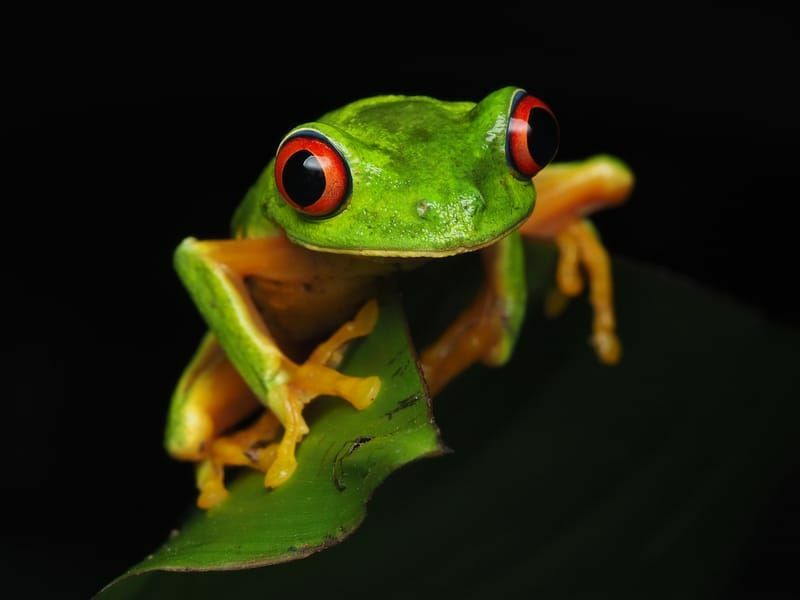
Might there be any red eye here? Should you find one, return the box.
[274,133,351,217]
[506,91,560,178]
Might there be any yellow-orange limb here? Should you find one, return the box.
[166,334,261,462]
[520,156,634,239]
[518,156,633,365]
[556,221,621,364]
[210,411,281,470]
[419,242,511,397]
[199,235,391,282]
[554,228,584,297]
[307,299,380,368]
[196,411,281,509]
[263,301,381,488]
[420,287,500,397]
[262,389,305,488]
[200,234,386,352]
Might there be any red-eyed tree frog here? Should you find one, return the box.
[165,87,634,509]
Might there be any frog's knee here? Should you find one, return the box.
[482,330,519,368]
[173,237,203,283]
[165,402,214,461]
[586,154,635,202]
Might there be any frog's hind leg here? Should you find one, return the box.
[166,332,275,508]
[420,232,526,397]
[519,155,635,365]
[196,411,281,509]
[166,332,261,464]
[553,221,620,363]
[520,155,634,239]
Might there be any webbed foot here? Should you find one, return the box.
[196,411,281,509]
[265,299,381,488]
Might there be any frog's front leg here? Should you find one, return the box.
[420,231,526,396]
[519,155,635,364]
[170,236,381,507]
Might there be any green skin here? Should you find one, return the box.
[167,87,531,452]
[232,86,534,254]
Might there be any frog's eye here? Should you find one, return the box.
[275,133,351,217]
[506,91,560,178]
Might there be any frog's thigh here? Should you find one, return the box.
[520,155,634,238]
[166,332,283,509]
[173,237,295,422]
[419,232,526,397]
[165,332,261,462]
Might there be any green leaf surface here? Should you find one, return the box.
[99,252,800,599]
[100,290,443,594]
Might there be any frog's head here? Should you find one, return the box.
[257,86,559,257]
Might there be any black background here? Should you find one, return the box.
[2,6,799,598]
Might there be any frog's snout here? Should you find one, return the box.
[414,191,487,222]
[458,194,486,217]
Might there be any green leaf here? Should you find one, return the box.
[99,290,444,595]
[99,252,800,599]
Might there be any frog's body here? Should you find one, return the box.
[165,87,634,508]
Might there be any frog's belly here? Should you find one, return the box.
[247,274,379,359]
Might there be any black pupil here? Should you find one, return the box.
[528,107,559,166]
[283,149,325,207]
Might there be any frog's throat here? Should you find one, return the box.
[289,218,528,258]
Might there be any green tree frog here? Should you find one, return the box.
[165,87,634,509]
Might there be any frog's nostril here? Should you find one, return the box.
[416,193,484,221]
[459,193,485,217]
[416,200,434,218]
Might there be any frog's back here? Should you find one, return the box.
[319,95,476,151]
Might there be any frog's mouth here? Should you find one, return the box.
[289,212,530,259]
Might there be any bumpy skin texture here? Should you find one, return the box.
[236,87,535,256]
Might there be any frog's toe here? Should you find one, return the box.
[260,391,304,489]
[307,299,380,368]
[292,299,382,411]
[265,452,297,488]
[294,364,381,411]
[196,460,229,510]
[192,411,282,508]
[262,372,380,490]
[592,329,622,365]
[552,220,622,366]
[343,375,381,410]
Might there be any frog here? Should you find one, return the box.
[164,87,634,509]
